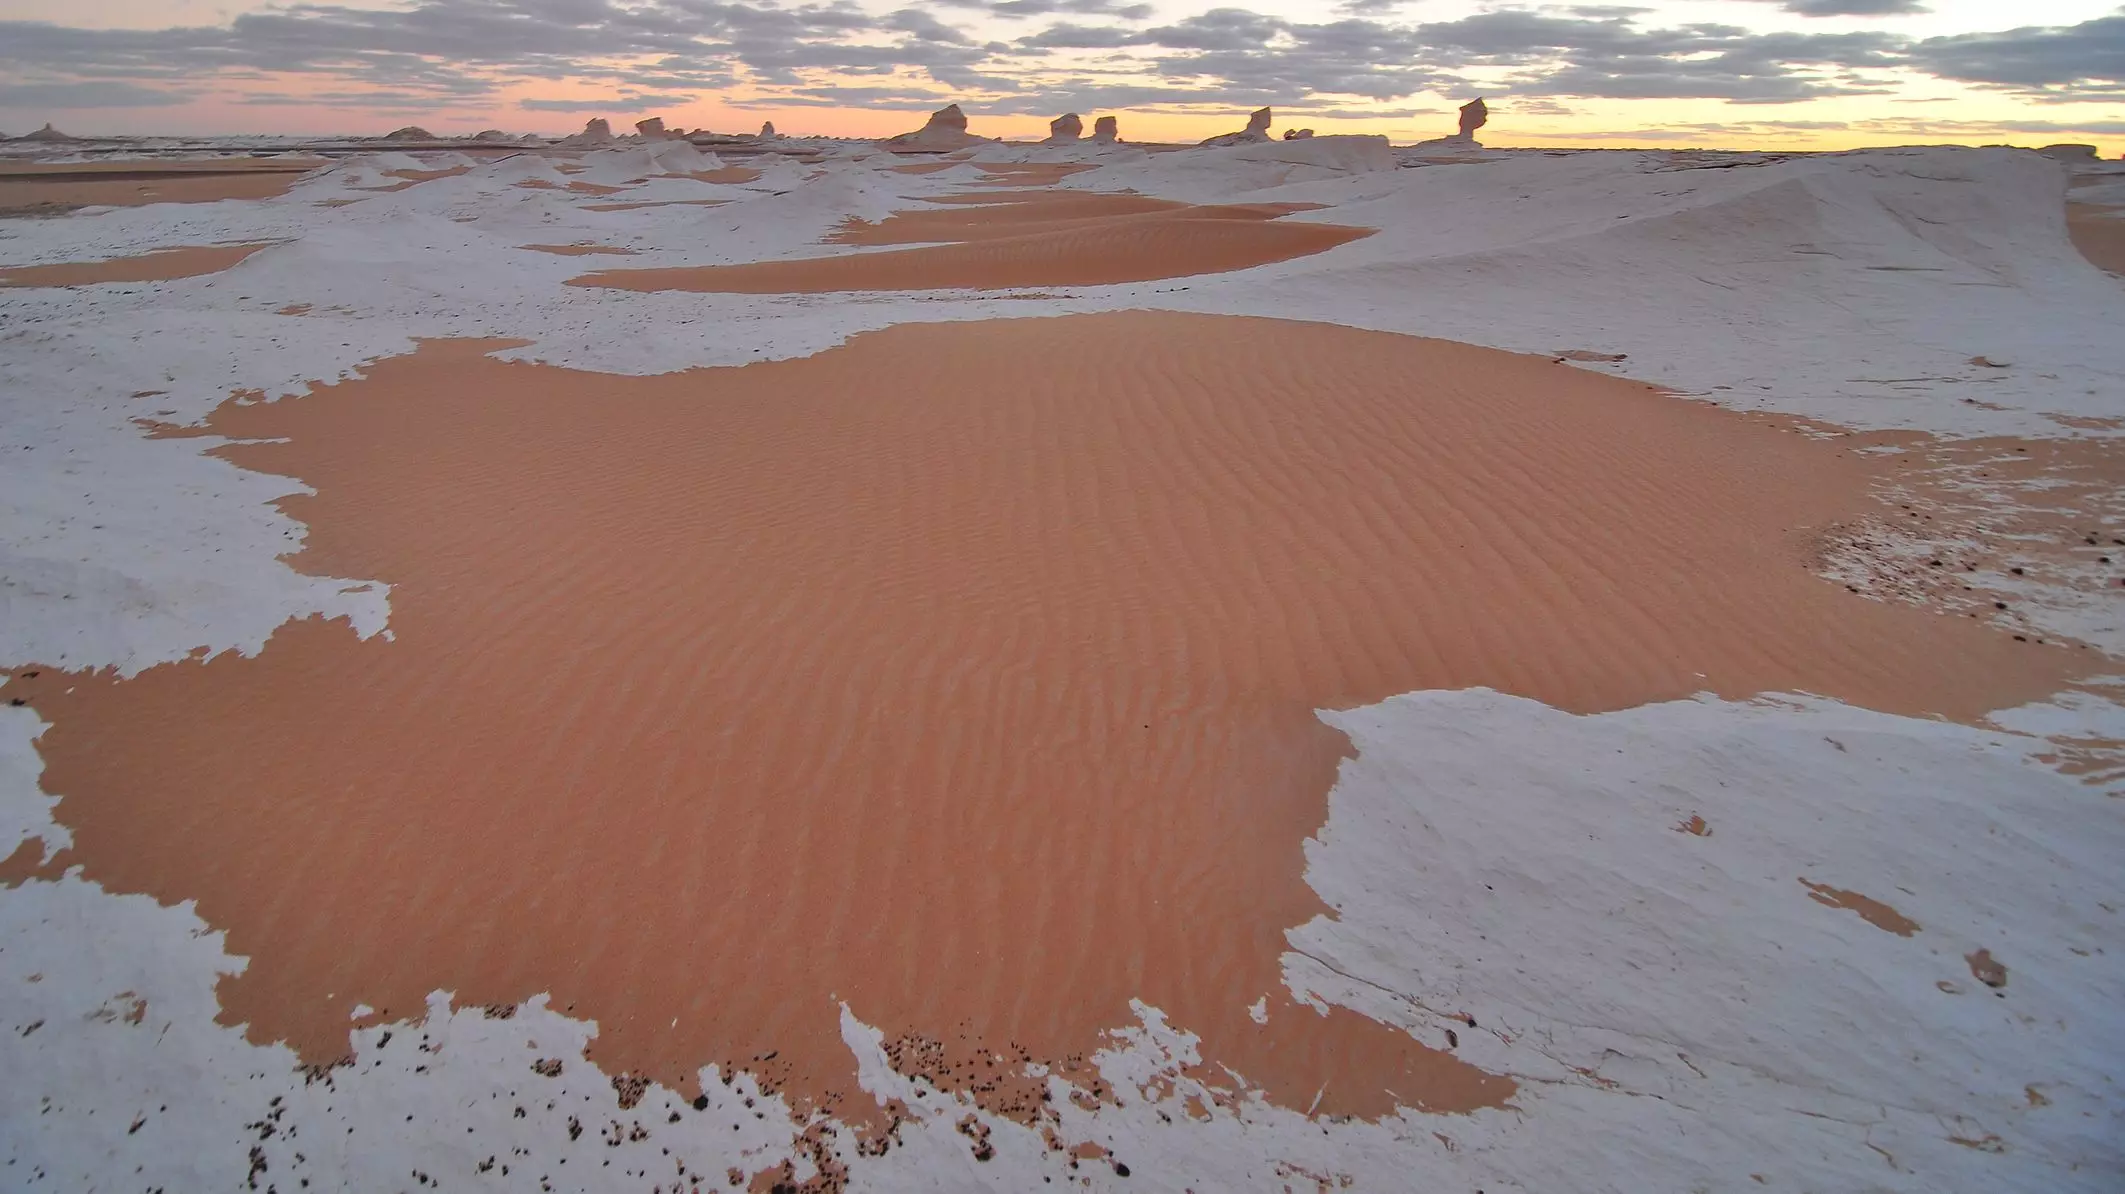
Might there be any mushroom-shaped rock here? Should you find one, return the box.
[635,117,670,139]
[1091,115,1120,144]
[1045,113,1083,144]
[1198,107,1273,148]
[383,126,436,142]
[1458,96,1488,138]
[885,103,986,151]
[1411,97,1490,154]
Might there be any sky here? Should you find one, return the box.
[0,0,2120,153]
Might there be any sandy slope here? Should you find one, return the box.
[4,312,2081,1129]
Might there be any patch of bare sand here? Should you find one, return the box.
[3,314,2087,1133]
[571,205,1369,292]
[0,243,274,287]
[1800,879,1921,936]
[2067,203,2125,275]
[0,159,320,214]
[831,192,1319,247]
[687,167,762,184]
[520,243,638,256]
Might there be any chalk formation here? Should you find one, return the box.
[1412,97,1489,154]
[1200,107,1274,148]
[1045,113,1083,145]
[886,104,987,151]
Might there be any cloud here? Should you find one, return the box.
[0,0,2119,133]
[0,79,192,108]
[930,0,1153,18]
[1908,12,2125,101]
[1745,0,1929,17]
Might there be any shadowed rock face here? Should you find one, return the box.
[1046,113,1083,144]
[1199,107,1273,148]
[1092,115,1119,143]
[560,118,614,147]
[1459,97,1489,138]
[760,121,777,138]
[886,104,984,151]
[636,117,670,139]
[383,126,435,142]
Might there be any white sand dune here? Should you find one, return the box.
[1,136,2122,1193]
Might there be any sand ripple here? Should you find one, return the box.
[4,313,2080,1127]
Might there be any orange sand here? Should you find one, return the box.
[2067,203,2125,275]
[571,201,1369,292]
[4,314,2082,1131]
[0,243,273,287]
[0,159,318,213]
[831,193,1320,248]
[1800,879,1921,936]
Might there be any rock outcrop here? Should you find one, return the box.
[2038,143,2098,161]
[471,129,514,142]
[1091,115,1119,144]
[635,117,671,139]
[1283,128,1314,140]
[759,121,777,138]
[1411,96,1490,155]
[1199,107,1272,148]
[382,126,436,142]
[1231,134,1394,174]
[885,103,985,151]
[20,123,78,143]
[1045,113,1083,144]
[559,118,615,147]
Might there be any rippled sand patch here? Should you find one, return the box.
[570,202,1369,292]
[0,243,274,287]
[4,313,2082,1130]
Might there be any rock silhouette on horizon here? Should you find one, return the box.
[1045,113,1083,144]
[1200,107,1273,148]
[1412,97,1490,155]
[1091,115,1120,144]
[885,103,986,151]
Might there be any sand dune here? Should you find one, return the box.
[571,210,1371,291]
[5,313,2081,1130]
[0,243,275,287]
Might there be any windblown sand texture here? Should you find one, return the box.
[571,191,1366,291]
[0,243,274,287]
[6,312,2082,1127]
[0,159,318,213]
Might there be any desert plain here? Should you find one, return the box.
[2,113,2124,1192]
